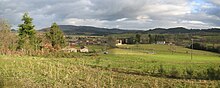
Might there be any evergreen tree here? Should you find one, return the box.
[154,35,158,43]
[46,22,66,50]
[148,34,154,44]
[17,13,36,50]
[135,34,141,44]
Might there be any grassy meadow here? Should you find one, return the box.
[0,44,220,87]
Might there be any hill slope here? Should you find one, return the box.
[40,25,220,35]
[146,27,220,34]
[41,25,141,35]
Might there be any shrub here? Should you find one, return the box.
[207,67,216,80]
[206,66,220,80]
[185,68,194,79]
[216,68,220,79]
[217,46,220,53]
[196,70,207,80]
[170,67,179,78]
[158,65,166,76]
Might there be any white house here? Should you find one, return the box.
[62,48,77,53]
[116,40,123,46]
[79,46,89,53]
[156,41,166,45]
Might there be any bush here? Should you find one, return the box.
[207,67,216,80]
[185,68,194,79]
[170,67,180,78]
[158,65,166,76]
[187,43,220,54]
[206,66,220,80]
[217,46,220,53]
[196,70,207,80]
[189,43,206,50]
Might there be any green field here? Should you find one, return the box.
[0,44,220,87]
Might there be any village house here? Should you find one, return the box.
[62,46,89,53]
[156,41,166,45]
[116,39,123,46]
[61,47,78,53]
[79,46,89,53]
[66,36,104,45]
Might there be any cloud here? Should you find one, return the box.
[0,0,220,30]
[208,0,220,5]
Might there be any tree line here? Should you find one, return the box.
[0,13,66,56]
[110,33,220,53]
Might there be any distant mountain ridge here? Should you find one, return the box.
[41,25,141,35]
[146,27,220,34]
[40,25,220,35]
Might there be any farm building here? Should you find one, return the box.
[62,47,78,53]
[156,41,166,45]
[62,46,89,53]
[79,46,89,53]
[116,40,123,46]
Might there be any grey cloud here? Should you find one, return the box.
[207,0,220,6]
[0,0,220,30]
[88,0,147,20]
[205,6,220,19]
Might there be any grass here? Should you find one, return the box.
[0,56,219,88]
[0,44,220,87]
[86,44,220,79]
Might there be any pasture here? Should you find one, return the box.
[0,44,220,87]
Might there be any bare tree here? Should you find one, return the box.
[0,18,17,55]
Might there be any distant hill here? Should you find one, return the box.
[146,27,220,34]
[40,25,220,35]
[40,25,142,35]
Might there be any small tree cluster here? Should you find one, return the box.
[0,12,67,56]
[107,36,117,48]
[46,23,66,50]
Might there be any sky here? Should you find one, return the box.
[0,0,220,30]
